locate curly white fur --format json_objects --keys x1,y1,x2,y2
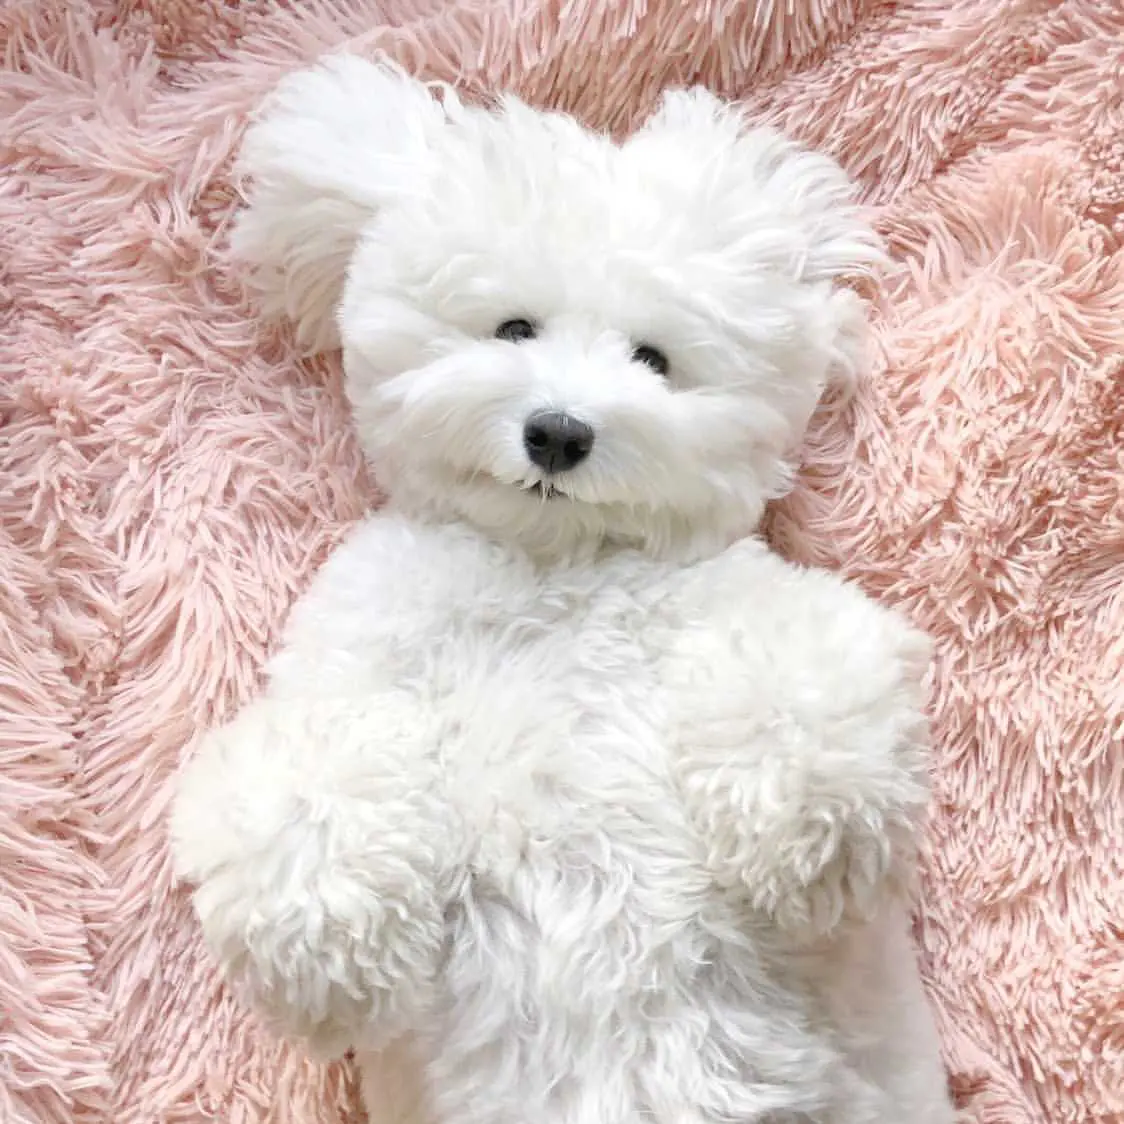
[{"x1": 171, "y1": 54, "x2": 955, "y2": 1124}]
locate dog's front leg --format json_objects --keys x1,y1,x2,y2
[
  {"x1": 673, "y1": 626, "x2": 933, "y2": 942},
  {"x1": 171, "y1": 691, "x2": 455, "y2": 1058}
]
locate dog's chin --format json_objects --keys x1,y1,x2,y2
[
  {"x1": 438, "y1": 470, "x2": 585, "y2": 516},
  {"x1": 429, "y1": 473, "x2": 596, "y2": 553},
  {"x1": 403, "y1": 467, "x2": 743, "y2": 565}
]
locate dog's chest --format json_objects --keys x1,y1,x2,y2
[
  {"x1": 430, "y1": 554, "x2": 678, "y2": 860},
  {"x1": 419, "y1": 549, "x2": 738, "y2": 1038}
]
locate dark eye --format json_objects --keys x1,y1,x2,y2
[
  {"x1": 631, "y1": 343, "x2": 669, "y2": 376},
  {"x1": 495, "y1": 319, "x2": 538, "y2": 343}
]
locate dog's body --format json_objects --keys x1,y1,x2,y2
[{"x1": 171, "y1": 55, "x2": 955, "y2": 1124}]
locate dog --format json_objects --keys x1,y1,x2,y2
[{"x1": 170, "y1": 55, "x2": 955, "y2": 1124}]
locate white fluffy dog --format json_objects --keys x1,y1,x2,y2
[{"x1": 171, "y1": 55, "x2": 955, "y2": 1124}]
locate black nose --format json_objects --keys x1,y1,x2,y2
[{"x1": 523, "y1": 410, "x2": 595, "y2": 473}]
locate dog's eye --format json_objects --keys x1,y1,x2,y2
[
  {"x1": 631, "y1": 344, "x2": 669, "y2": 377},
  {"x1": 495, "y1": 319, "x2": 538, "y2": 343}
]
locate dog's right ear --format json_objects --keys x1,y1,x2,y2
[{"x1": 229, "y1": 55, "x2": 448, "y2": 354}]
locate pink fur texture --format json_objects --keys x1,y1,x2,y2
[{"x1": 2, "y1": 1, "x2": 1121, "y2": 1122}]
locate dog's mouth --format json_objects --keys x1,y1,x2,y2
[
  {"x1": 524, "y1": 480, "x2": 563, "y2": 500},
  {"x1": 470, "y1": 471, "x2": 569, "y2": 500},
  {"x1": 471, "y1": 472, "x2": 572, "y2": 501}
]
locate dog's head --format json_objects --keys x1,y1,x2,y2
[{"x1": 233, "y1": 56, "x2": 882, "y2": 561}]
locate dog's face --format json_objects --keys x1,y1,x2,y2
[{"x1": 234, "y1": 58, "x2": 882, "y2": 561}]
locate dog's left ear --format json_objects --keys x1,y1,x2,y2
[
  {"x1": 627, "y1": 87, "x2": 884, "y2": 286},
  {"x1": 229, "y1": 55, "x2": 449, "y2": 353}
]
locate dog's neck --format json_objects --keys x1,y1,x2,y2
[{"x1": 382, "y1": 493, "x2": 755, "y2": 571}]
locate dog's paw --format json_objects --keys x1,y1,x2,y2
[
  {"x1": 171, "y1": 696, "x2": 453, "y2": 1056},
  {"x1": 725, "y1": 803, "x2": 910, "y2": 938},
  {"x1": 188, "y1": 804, "x2": 447, "y2": 1058},
  {"x1": 681, "y1": 751, "x2": 920, "y2": 941}
]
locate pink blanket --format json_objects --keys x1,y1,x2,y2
[{"x1": 3, "y1": 1, "x2": 1122, "y2": 1121}]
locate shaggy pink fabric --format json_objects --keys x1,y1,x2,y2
[{"x1": 2, "y1": 0, "x2": 1122, "y2": 1121}]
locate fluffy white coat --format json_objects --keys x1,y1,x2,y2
[{"x1": 170, "y1": 55, "x2": 955, "y2": 1124}]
